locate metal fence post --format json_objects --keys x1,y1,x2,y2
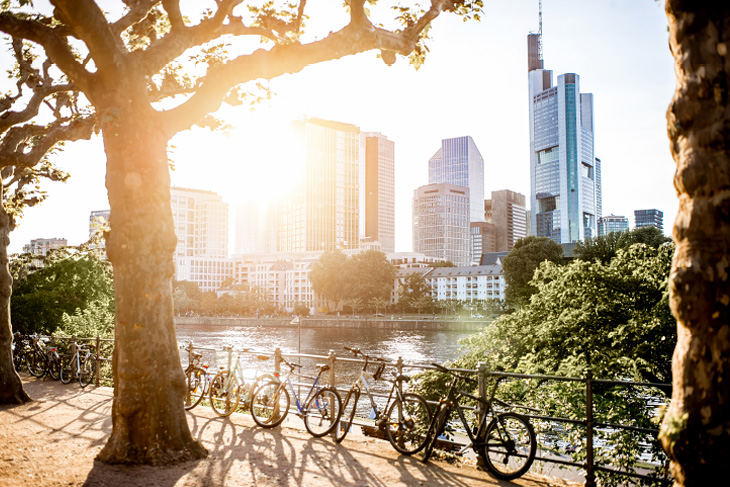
[
  {"x1": 477, "y1": 362, "x2": 488, "y2": 424},
  {"x1": 328, "y1": 349, "x2": 336, "y2": 387},
  {"x1": 274, "y1": 348, "x2": 282, "y2": 378},
  {"x1": 70, "y1": 339, "x2": 77, "y2": 375},
  {"x1": 585, "y1": 366, "x2": 596, "y2": 487},
  {"x1": 95, "y1": 336, "x2": 101, "y2": 386}
]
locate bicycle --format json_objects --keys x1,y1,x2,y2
[
  {"x1": 208, "y1": 346, "x2": 275, "y2": 417},
  {"x1": 25, "y1": 335, "x2": 61, "y2": 380},
  {"x1": 12, "y1": 333, "x2": 32, "y2": 373},
  {"x1": 60, "y1": 341, "x2": 95, "y2": 388},
  {"x1": 181, "y1": 342, "x2": 210, "y2": 411},
  {"x1": 335, "y1": 347, "x2": 432, "y2": 455},
  {"x1": 250, "y1": 356, "x2": 342, "y2": 437},
  {"x1": 421, "y1": 363, "x2": 536, "y2": 481}
]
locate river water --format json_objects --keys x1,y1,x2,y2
[{"x1": 176, "y1": 323, "x2": 477, "y2": 366}]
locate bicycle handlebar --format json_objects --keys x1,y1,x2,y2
[{"x1": 431, "y1": 363, "x2": 478, "y2": 384}]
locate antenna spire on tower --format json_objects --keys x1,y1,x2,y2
[{"x1": 538, "y1": 0, "x2": 543, "y2": 60}]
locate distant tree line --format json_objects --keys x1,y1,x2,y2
[{"x1": 173, "y1": 278, "x2": 284, "y2": 318}]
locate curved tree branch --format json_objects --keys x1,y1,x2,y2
[{"x1": 113, "y1": 0, "x2": 161, "y2": 35}]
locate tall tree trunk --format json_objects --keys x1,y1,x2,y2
[
  {"x1": 0, "y1": 190, "x2": 30, "y2": 405},
  {"x1": 661, "y1": 2, "x2": 730, "y2": 485},
  {"x1": 95, "y1": 97, "x2": 206, "y2": 464}
]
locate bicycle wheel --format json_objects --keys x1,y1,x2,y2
[
  {"x1": 47, "y1": 356, "x2": 61, "y2": 381},
  {"x1": 421, "y1": 404, "x2": 451, "y2": 462},
  {"x1": 59, "y1": 358, "x2": 73, "y2": 384},
  {"x1": 27, "y1": 351, "x2": 46, "y2": 378},
  {"x1": 481, "y1": 412, "x2": 537, "y2": 480},
  {"x1": 334, "y1": 388, "x2": 359, "y2": 443},
  {"x1": 386, "y1": 393, "x2": 431, "y2": 455},
  {"x1": 251, "y1": 381, "x2": 290, "y2": 428},
  {"x1": 304, "y1": 387, "x2": 342, "y2": 438},
  {"x1": 209, "y1": 371, "x2": 240, "y2": 416},
  {"x1": 185, "y1": 367, "x2": 208, "y2": 411},
  {"x1": 79, "y1": 356, "x2": 95, "y2": 388}
]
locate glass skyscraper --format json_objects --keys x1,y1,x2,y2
[
  {"x1": 634, "y1": 209, "x2": 664, "y2": 232},
  {"x1": 528, "y1": 33, "x2": 600, "y2": 243},
  {"x1": 598, "y1": 214, "x2": 629, "y2": 237},
  {"x1": 428, "y1": 136, "x2": 484, "y2": 223}
]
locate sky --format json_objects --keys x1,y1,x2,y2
[{"x1": 6, "y1": 0, "x2": 676, "y2": 255}]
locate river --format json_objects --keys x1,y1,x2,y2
[{"x1": 176, "y1": 323, "x2": 477, "y2": 366}]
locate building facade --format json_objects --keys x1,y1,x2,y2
[
  {"x1": 413, "y1": 183, "x2": 471, "y2": 267},
  {"x1": 485, "y1": 190, "x2": 527, "y2": 252},
  {"x1": 279, "y1": 118, "x2": 360, "y2": 252},
  {"x1": 598, "y1": 214, "x2": 629, "y2": 236},
  {"x1": 391, "y1": 264, "x2": 506, "y2": 306},
  {"x1": 428, "y1": 136, "x2": 484, "y2": 223},
  {"x1": 634, "y1": 209, "x2": 664, "y2": 232},
  {"x1": 23, "y1": 237, "x2": 67, "y2": 256},
  {"x1": 170, "y1": 187, "x2": 230, "y2": 292},
  {"x1": 470, "y1": 221, "x2": 496, "y2": 265},
  {"x1": 234, "y1": 201, "x2": 263, "y2": 255},
  {"x1": 362, "y1": 132, "x2": 395, "y2": 253},
  {"x1": 528, "y1": 33, "x2": 600, "y2": 243}
]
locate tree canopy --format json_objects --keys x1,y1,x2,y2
[
  {"x1": 502, "y1": 236, "x2": 564, "y2": 307},
  {"x1": 574, "y1": 226, "x2": 671, "y2": 264}
]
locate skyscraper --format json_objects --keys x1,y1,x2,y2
[
  {"x1": 234, "y1": 201, "x2": 262, "y2": 255},
  {"x1": 634, "y1": 209, "x2": 664, "y2": 232},
  {"x1": 362, "y1": 132, "x2": 395, "y2": 253},
  {"x1": 528, "y1": 31, "x2": 599, "y2": 243},
  {"x1": 279, "y1": 118, "x2": 360, "y2": 252},
  {"x1": 598, "y1": 214, "x2": 629, "y2": 236},
  {"x1": 413, "y1": 183, "x2": 470, "y2": 266},
  {"x1": 484, "y1": 190, "x2": 528, "y2": 252},
  {"x1": 428, "y1": 136, "x2": 484, "y2": 223}
]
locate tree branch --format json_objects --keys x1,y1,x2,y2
[
  {"x1": 112, "y1": 0, "x2": 161, "y2": 35},
  {"x1": 0, "y1": 14, "x2": 94, "y2": 94},
  {"x1": 50, "y1": 0, "x2": 126, "y2": 79}
]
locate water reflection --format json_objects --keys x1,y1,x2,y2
[{"x1": 176, "y1": 324, "x2": 476, "y2": 365}]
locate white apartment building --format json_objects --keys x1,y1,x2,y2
[
  {"x1": 23, "y1": 237, "x2": 67, "y2": 256},
  {"x1": 171, "y1": 187, "x2": 230, "y2": 292},
  {"x1": 392, "y1": 264, "x2": 506, "y2": 305}
]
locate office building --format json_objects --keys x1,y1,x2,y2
[
  {"x1": 484, "y1": 190, "x2": 528, "y2": 251},
  {"x1": 170, "y1": 187, "x2": 230, "y2": 292},
  {"x1": 428, "y1": 136, "x2": 484, "y2": 223},
  {"x1": 279, "y1": 118, "x2": 360, "y2": 252},
  {"x1": 362, "y1": 132, "x2": 395, "y2": 253},
  {"x1": 234, "y1": 201, "x2": 262, "y2": 255},
  {"x1": 413, "y1": 183, "x2": 471, "y2": 266},
  {"x1": 598, "y1": 214, "x2": 629, "y2": 236},
  {"x1": 528, "y1": 30, "x2": 600, "y2": 243},
  {"x1": 634, "y1": 209, "x2": 663, "y2": 232},
  {"x1": 470, "y1": 222, "x2": 496, "y2": 265}
]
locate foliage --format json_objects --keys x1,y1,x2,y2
[
  {"x1": 309, "y1": 250, "x2": 396, "y2": 311},
  {"x1": 416, "y1": 242, "x2": 675, "y2": 486},
  {"x1": 574, "y1": 226, "x2": 671, "y2": 264},
  {"x1": 57, "y1": 299, "x2": 115, "y2": 339},
  {"x1": 11, "y1": 252, "x2": 114, "y2": 334},
  {"x1": 397, "y1": 273, "x2": 433, "y2": 313},
  {"x1": 293, "y1": 302, "x2": 310, "y2": 317},
  {"x1": 502, "y1": 236, "x2": 564, "y2": 308}
]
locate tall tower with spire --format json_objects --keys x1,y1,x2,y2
[{"x1": 527, "y1": 2, "x2": 599, "y2": 243}]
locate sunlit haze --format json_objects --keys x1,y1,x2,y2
[{"x1": 7, "y1": 0, "x2": 675, "y2": 255}]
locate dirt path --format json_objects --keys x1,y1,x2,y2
[{"x1": 0, "y1": 377, "x2": 577, "y2": 487}]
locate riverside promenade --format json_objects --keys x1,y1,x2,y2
[{"x1": 0, "y1": 378, "x2": 576, "y2": 487}]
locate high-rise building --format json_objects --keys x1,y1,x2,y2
[
  {"x1": 528, "y1": 31, "x2": 599, "y2": 243},
  {"x1": 484, "y1": 190, "x2": 528, "y2": 252},
  {"x1": 89, "y1": 210, "x2": 110, "y2": 240},
  {"x1": 470, "y1": 221, "x2": 496, "y2": 264},
  {"x1": 595, "y1": 157, "x2": 603, "y2": 222},
  {"x1": 279, "y1": 118, "x2": 360, "y2": 252},
  {"x1": 170, "y1": 187, "x2": 231, "y2": 292},
  {"x1": 234, "y1": 201, "x2": 262, "y2": 255},
  {"x1": 598, "y1": 214, "x2": 629, "y2": 236},
  {"x1": 413, "y1": 183, "x2": 471, "y2": 266},
  {"x1": 362, "y1": 132, "x2": 395, "y2": 253},
  {"x1": 634, "y1": 209, "x2": 664, "y2": 232},
  {"x1": 428, "y1": 136, "x2": 484, "y2": 223}
]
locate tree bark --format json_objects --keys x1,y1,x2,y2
[
  {"x1": 95, "y1": 88, "x2": 205, "y2": 464},
  {"x1": 0, "y1": 187, "x2": 30, "y2": 405},
  {"x1": 661, "y1": 2, "x2": 730, "y2": 485}
]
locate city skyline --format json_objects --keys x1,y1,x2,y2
[{"x1": 6, "y1": 1, "x2": 675, "y2": 255}]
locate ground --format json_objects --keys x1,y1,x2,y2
[{"x1": 0, "y1": 377, "x2": 579, "y2": 487}]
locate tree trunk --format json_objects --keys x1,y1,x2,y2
[
  {"x1": 661, "y1": 3, "x2": 730, "y2": 485},
  {"x1": 0, "y1": 191, "x2": 30, "y2": 405},
  {"x1": 95, "y1": 97, "x2": 206, "y2": 464}
]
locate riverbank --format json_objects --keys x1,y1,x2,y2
[
  {"x1": 175, "y1": 316, "x2": 491, "y2": 331},
  {"x1": 0, "y1": 377, "x2": 577, "y2": 487}
]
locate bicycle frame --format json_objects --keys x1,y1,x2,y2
[{"x1": 281, "y1": 365, "x2": 327, "y2": 415}]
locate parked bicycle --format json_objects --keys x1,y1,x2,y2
[
  {"x1": 181, "y1": 342, "x2": 210, "y2": 411},
  {"x1": 250, "y1": 355, "x2": 342, "y2": 437},
  {"x1": 60, "y1": 341, "x2": 95, "y2": 388},
  {"x1": 421, "y1": 363, "x2": 536, "y2": 481},
  {"x1": 335, "y1": 347, "x2": 432, "y2": 455},
  {"x1": 26, "y1": 335, "x2": 61, "y2": 381},
  {"x1": 12, "y1": 333, "x2": 32, "y2": 374},
  {"x1": 208, "y1": 346, "x2": 275, "y2": 416}
]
